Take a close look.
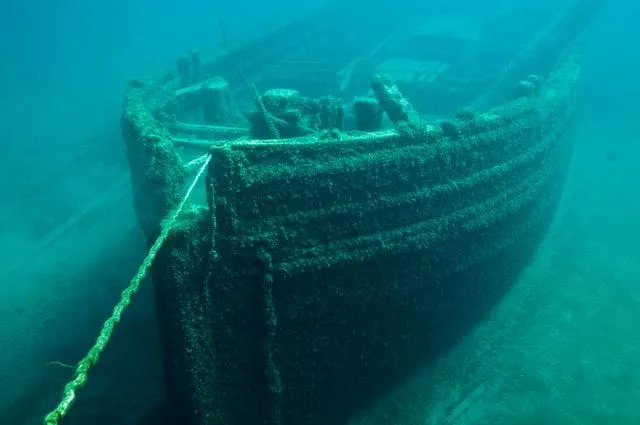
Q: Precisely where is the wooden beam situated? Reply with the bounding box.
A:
[172,129,399,151]
[172,137,227,150]
[471,0,605,110]
[168,122,248,139]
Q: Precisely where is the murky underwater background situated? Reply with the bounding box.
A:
[0,0,639,424]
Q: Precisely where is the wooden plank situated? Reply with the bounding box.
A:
[1,176,131,278]
[470,0,605,110]
[168,122,248,139]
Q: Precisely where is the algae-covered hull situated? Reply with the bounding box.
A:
[152,58,576,425]
[120,2,601,425]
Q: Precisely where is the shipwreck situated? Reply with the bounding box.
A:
[117,1,604,424]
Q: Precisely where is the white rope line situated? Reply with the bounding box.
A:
[186,154,210,170]
[44,153,212,425]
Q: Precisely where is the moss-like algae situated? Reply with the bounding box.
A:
[177,53,579,425]
[120,41,581,425]
[121,79,188,239]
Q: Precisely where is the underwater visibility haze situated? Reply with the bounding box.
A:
[0,0,639,424]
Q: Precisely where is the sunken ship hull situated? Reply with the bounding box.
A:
[121,2,601,425]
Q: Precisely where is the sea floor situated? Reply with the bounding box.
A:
[352,121,640,424]
[0,138,164,425]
